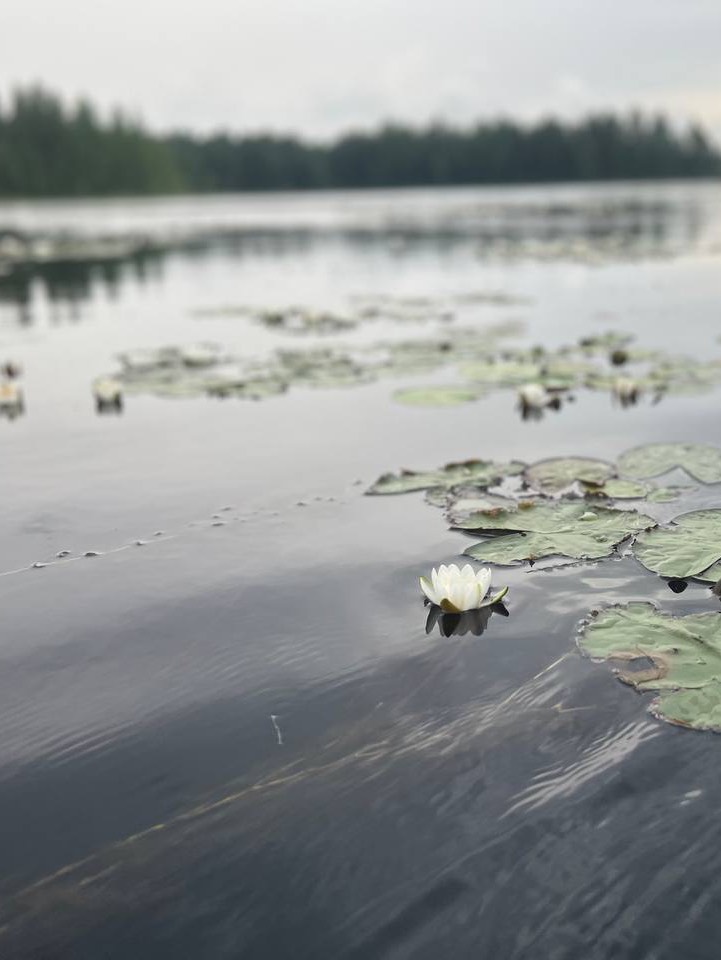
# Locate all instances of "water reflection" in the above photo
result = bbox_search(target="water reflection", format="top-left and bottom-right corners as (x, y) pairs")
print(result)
(0, 247), (165, 326)
(518, 392), (564, 421)
(0, 184), (717, 324)
(424, 600), (509, 637)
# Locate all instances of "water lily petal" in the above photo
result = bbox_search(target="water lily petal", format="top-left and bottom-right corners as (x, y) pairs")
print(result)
(420, 575), (439, 605)
(463, 580), (482, 610)
(475, 567), (492, 599)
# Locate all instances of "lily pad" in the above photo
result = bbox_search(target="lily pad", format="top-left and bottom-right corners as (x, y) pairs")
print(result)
(646, 486), (690, 503)
(578, 601), (721, 731)
(525, 457), (615, 494)
(633, 509), (721, 579)
(445, 493), (530, 527)
(618, 443), (721, 484)
(255, 307), (356, 334)
(367, 459), (526, 496)
(206, 376), (288, 400)
(577, 332), (633, 354)
(460, 359), (542, 385)
(581, 478), (652, 499)
(393, 386), (484, 407)
(461, 501), (654, 565)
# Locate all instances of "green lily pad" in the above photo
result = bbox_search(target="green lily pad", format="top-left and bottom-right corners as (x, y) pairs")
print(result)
(461, 501), (654, 565)
(445, 493), (530, 527)
(256, 307), (356, 334)
(393, 386), (484, 407)
(577, 332), (634, 354)
(699, 561), (721, 584)
(646, 486), (690, 503)
(525, 457), (615, 494)
(206, 376), (288, 400)
(618, 443), (721, 484)
(581, 479), (686, 502)
(633, 509), (721, 579)
(541, 358), (600, 383)
(460, 360), (542, 385)
(578, 601), (721, 731)
(581, 478), (652, 499)
(367, 459), (526, 496)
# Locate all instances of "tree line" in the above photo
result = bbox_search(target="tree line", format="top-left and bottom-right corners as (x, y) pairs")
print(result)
(0, 87), (718, 197)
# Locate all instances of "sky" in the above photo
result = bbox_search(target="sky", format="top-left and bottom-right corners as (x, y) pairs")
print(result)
(1, 0), (720, 140)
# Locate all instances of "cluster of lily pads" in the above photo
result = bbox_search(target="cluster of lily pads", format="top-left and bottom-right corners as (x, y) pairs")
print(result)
(191, 290), (530, 334)
(392, 330), (721, 409)
(102, 314), (721, 413)
(369, 442), (721, 732)
(104, 320), (528, 400)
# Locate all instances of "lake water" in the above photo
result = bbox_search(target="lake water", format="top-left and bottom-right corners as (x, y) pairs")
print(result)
(2, 181), (721, 958)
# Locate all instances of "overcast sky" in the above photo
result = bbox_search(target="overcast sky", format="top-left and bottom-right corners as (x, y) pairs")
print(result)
(1, 0), (720, 139)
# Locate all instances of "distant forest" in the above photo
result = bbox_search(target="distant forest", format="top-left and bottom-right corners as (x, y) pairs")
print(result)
(0, 87), (719, 197)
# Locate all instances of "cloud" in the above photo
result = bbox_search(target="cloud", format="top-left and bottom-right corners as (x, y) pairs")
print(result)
(0, 0), (719, 138)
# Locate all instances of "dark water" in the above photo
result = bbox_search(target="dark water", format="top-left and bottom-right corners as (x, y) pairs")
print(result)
(2, 182), (721, 959)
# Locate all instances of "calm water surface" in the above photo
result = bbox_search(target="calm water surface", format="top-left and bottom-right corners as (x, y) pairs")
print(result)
(1, 182), (721, 958)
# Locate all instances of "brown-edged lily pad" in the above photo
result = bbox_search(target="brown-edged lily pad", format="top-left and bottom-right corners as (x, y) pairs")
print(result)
(525, 457), (615, 494)
(578, 601), (721, 732)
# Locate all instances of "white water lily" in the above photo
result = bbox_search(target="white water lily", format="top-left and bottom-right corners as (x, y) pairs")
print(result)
(613, 376), (639, 403)
(93, 377), (123, 404)
(0, 380), (23, 411)
(518, 382), (550, 409)
(420, 563), (508, 613)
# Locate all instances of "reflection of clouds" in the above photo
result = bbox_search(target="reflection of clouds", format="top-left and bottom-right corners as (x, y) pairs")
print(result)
(425, 601), (509, 637)
(504, 718), (660, 818)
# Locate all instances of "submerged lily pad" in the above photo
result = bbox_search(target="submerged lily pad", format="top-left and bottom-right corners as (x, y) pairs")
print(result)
(393, 386), (484, 407)
(618, 443), (721, 484)
(578, 602), (721, 731)
(461, 501), (654, 565)
(367, 459), (526, 496)
(633, 509), (721, 579)
(525, 457), (615, 494)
